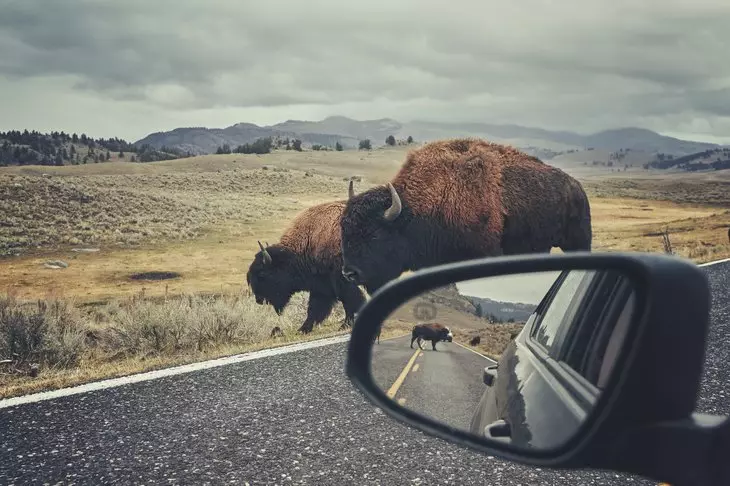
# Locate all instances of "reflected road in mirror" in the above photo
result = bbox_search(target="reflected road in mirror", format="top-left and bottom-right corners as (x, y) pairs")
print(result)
(372, 334), (496, 433)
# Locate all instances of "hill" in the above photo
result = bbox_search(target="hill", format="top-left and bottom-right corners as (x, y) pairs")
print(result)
(134, 116), (723, 158)
(0, 130), (191, 168)
(462, 296), (537, 323)
(644, 147), (730, 172)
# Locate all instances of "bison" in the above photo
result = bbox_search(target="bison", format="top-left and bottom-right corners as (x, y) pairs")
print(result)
(340, 138), (592, 294)
(469, 335), (481, 346)
(246, 182), (366, 334)
(411, 323), (453, 351)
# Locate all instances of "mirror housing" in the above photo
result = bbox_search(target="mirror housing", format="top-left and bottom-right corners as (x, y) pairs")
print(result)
(345, 251), (728, 485)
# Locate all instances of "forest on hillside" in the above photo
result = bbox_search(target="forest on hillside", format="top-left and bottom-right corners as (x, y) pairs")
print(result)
(0, 130), (192, 167)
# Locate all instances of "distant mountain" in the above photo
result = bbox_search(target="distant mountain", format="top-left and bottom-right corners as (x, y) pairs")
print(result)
(463, 295), (537, 323)
(136, 119), (362, 155)
(134, 116), (722, 157)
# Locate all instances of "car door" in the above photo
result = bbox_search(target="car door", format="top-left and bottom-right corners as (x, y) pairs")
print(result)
(469, 268), (635, 450)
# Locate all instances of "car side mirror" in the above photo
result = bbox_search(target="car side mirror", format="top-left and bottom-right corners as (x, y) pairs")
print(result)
(345, 252), (728, 486)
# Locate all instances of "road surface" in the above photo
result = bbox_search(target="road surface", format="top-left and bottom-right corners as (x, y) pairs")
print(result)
(371, 335), (495, 433)
(0, 260), (728, 485)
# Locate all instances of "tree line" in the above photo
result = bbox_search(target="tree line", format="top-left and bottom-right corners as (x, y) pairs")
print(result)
(0, 129), (191, 167)
(214, 134), (416, 155)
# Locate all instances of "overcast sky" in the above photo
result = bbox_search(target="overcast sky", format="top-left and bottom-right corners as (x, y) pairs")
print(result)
(1, 0), (729, 142)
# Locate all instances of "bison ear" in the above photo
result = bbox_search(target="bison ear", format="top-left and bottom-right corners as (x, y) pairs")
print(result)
(383, 183), (402, 222)
(348, 180), (355, 200)
(258, 240), (273, 264)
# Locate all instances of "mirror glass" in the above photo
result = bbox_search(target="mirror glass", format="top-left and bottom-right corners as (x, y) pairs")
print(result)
(370, 268), (638, 451)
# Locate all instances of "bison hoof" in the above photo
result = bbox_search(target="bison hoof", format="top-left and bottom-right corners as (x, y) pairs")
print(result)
(298, 326), (314, 334)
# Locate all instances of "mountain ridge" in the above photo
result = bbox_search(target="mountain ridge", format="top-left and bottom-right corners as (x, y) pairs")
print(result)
(134, 116), (723, 157)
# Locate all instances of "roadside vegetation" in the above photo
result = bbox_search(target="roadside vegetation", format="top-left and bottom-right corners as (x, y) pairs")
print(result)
(0, 290), (347, 399)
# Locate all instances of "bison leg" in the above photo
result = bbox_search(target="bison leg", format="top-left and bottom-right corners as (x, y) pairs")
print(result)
(410, 333), (417, 348)
(431, 339), (437, 351)
(417, 337), (424, 350)
(299, 293), (336, 334)
(338, 280), (367, 329)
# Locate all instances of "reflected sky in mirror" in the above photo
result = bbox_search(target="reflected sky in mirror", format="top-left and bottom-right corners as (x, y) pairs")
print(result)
(456, 271), (562, 305)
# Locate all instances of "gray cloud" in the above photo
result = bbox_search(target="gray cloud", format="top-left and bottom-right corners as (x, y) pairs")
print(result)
(1, 0), (729, 141)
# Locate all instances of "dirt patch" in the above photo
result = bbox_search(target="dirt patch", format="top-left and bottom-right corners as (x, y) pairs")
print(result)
(129, 271), (181, 281)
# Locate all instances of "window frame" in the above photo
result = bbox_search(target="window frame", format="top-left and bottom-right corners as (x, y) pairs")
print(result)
(524, 268), (632, 410)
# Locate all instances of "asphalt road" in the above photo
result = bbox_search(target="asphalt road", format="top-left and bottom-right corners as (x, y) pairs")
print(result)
(371, 335), (495, 433)
(0, 260), (727, 485)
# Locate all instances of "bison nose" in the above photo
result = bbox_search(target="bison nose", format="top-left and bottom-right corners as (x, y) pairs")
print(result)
(342, 265), (360, 283)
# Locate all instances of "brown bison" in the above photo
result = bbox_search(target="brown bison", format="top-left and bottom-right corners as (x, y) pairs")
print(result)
(341, 138), (592, 294)
(469, 335), (481, 346)
(247, 182), (366, 334)
(411, 323), (454, 351)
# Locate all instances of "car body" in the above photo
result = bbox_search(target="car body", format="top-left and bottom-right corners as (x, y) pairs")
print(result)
(468, 268), (637, 449)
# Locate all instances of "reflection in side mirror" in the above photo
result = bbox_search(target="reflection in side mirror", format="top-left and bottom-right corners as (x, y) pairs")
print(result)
(370, 269), (637, 452)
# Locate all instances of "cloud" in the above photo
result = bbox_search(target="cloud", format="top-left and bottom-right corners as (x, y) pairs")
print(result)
(1, 0), (729, 141)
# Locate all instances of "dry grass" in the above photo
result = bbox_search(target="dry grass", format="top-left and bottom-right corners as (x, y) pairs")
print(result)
(586, 195), (730, 263)
(2, 146), (730, 397)
(0, 290), (347, 399)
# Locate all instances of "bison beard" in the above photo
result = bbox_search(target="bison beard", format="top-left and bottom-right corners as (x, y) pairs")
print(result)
(341, 138), (593, 293)
(246, 189), (366, 334)
(410, 323), (453, 351)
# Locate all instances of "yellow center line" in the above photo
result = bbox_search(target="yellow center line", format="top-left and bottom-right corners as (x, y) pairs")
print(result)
(386, 348), (421, 399)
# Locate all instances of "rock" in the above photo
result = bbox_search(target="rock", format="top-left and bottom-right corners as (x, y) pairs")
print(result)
(71, 248), (100, 253)
(44, 260), (69, 269)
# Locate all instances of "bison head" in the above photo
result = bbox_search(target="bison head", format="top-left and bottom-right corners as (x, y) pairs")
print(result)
(246, 241), (298, 315)
(442, 327), (454, 342)
(340, 182), (410, 294)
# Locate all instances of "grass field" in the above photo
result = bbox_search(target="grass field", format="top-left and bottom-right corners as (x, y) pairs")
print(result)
(1, 145), (729, 398)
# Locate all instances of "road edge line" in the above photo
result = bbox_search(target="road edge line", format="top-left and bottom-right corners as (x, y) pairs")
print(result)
(0, 334), (351, 409)
(452, 341), (498, 364)
(698, 256), (730, 267)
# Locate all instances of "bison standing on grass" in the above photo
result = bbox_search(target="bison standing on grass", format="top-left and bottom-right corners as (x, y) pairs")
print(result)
(341, 138), (592, 294)
(411, 323), (453, 351)
(246, 182), (366, 334)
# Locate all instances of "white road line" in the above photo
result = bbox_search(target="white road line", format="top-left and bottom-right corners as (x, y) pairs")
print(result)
(2, 256), (727, 409)
(452, 341), (498, 364)
(699, 257), (730, 267)
(0, 334), (351, 409)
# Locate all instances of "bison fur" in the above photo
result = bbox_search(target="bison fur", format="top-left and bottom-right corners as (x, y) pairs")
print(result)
(340, 138), (592, 293)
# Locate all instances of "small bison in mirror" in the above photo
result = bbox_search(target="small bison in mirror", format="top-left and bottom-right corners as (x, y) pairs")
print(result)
(410, 323), (453, 351)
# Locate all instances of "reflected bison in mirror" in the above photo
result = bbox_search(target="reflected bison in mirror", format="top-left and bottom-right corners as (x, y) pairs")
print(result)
(410, 323), (454, 351)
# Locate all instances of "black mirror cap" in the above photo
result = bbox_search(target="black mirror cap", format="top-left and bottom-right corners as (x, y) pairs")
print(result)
(345, 251), (724, 485)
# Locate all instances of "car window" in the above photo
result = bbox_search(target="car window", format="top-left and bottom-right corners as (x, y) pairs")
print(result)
(531, 269), (596, 353)
(561, 271), (627, 376)
(553, 272), (636, 389)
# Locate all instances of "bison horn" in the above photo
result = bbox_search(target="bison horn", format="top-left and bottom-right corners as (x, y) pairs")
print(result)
(258, 240), (272, 264)
(383, 183), (402, 221)
(348, 180), (355, 199)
